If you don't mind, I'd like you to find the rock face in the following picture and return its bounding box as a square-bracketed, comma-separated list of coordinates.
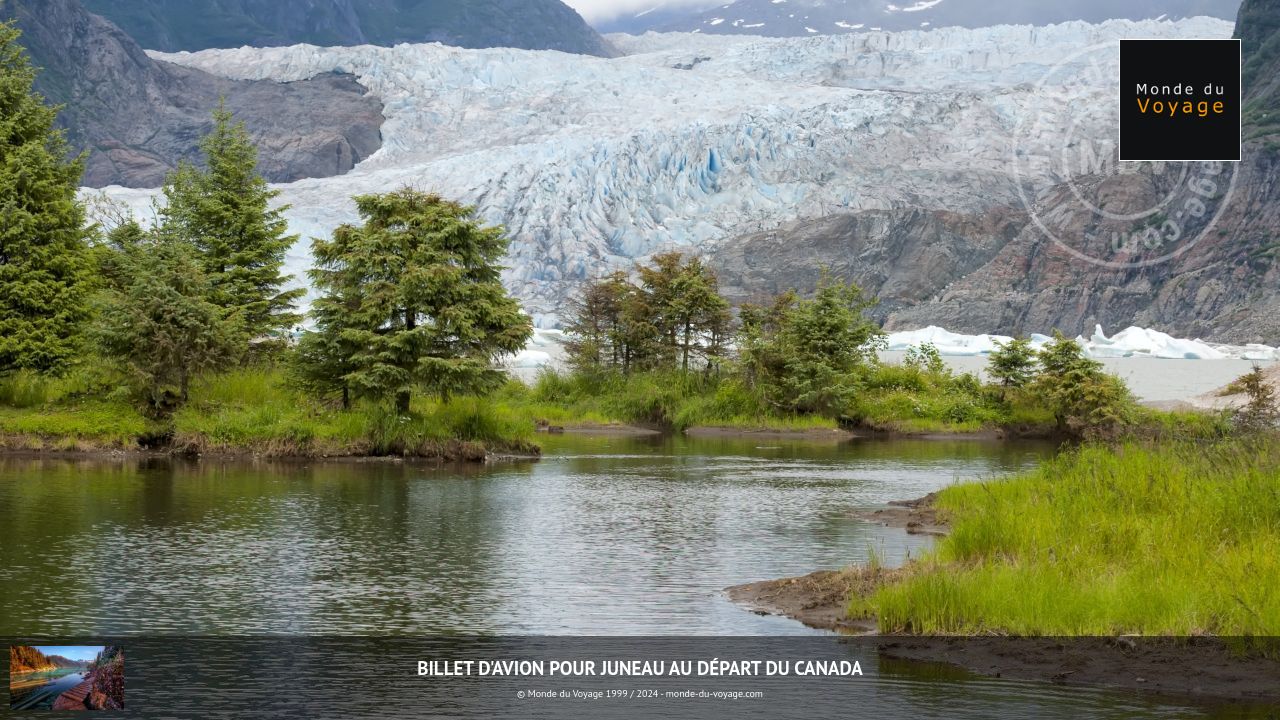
[3, 0, 385, 188]
[710, 208, 1029, 321]
[614, 0, 1241, 36]
[82, 0, 617, 57]
[708, 0, 1280, 343]
[107, 18, 1229, 327]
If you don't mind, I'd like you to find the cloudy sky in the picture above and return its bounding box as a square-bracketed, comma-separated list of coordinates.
[562, 0, 720, 23]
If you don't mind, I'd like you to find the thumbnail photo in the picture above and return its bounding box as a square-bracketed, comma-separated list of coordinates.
[9, 646, 124, 711]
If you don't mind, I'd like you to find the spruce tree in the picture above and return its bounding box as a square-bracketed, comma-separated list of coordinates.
[0, 23, 90, 374]
[160, 102, 303, 343]
[289, 280, 362, 410]
[635, 253, 731, 372]
[309, 189, 533, 414]
[94, 232, 240, 415]
[988, 337, 1038, 389]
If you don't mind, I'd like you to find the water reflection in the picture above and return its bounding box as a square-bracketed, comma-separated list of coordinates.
[0, 437, 1050, 636]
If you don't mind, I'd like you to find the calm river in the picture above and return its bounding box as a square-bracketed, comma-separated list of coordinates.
[0, 436, 1264, 717]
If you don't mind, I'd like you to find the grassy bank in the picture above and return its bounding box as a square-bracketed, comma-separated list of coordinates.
[499, 365, 1233, 438]
[0, 368, 538, 459]
[0, 360, 1236, 456]
[495, 370, 840, 433]
[849, 440, 1280, 637]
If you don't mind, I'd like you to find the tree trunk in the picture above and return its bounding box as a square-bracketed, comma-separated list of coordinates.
[682, 320, 692, 372]
[342, 385, 351, 411]
[396, 390, 411, 415]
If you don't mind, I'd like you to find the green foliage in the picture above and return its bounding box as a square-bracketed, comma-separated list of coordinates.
[0, 23, 91, 374]
[861, 440, 1280, 637]
[741, 277, 885, 415]
[287, 272, 362, 409]
[563, 271, 653, 372]
[93, 236, 241, 416]
[850, 363, 1007, 433]
[903, 342, 947, 376]
[176, 368, 535, 456]
[987, 337, 1038, 389]
[159, 102, 303, 343]
[307, 188, 532, 413]
[638, 253, 732, 371]
[521, 368, 836, 432]
[1033, 332, 1135, 438]
[1233, 365, 1280, 432]
[564, 254, 731, 373]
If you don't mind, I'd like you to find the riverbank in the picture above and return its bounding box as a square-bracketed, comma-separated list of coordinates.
[0, 369, 542, 461]
[729, 569, 1280, 701]
[728, 438, 1280, 703]
[0, 357, 1249, 460]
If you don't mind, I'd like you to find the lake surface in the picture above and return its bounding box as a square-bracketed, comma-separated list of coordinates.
[0, 436, 1267, 717]
[880, 352, 1278, 403]
[0, 435, 1050, 636]
[8, 669, 84, 710]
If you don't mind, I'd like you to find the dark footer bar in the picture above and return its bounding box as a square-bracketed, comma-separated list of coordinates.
[5, 637, 1279, 719]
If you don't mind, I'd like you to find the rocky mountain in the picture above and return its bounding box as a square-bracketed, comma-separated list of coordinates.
[82, 0, 616, 57]
[711, 208, 1030, 320]
[615, 0, 1242, 36]
[596, 3, 723, 34]
[712, 0, 1280, 343]
[108, 17, 1232, 329]
[3, 0, 385, 188]
[45, 654, 89, 668]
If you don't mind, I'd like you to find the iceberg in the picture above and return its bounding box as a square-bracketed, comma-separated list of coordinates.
[886, 324, 1278, 361]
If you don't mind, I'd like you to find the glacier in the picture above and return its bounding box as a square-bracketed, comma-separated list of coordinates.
[86, 17, 1234, 328]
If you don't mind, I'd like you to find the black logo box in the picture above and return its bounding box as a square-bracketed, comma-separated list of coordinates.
[1119, 38, 1241, 162]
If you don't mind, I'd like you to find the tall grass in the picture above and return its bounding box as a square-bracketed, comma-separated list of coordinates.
[176, 368, 537, 456]
[857, 440, 1280, 637]
[0, 366, 537, 457]
[510, 369, 837, 432]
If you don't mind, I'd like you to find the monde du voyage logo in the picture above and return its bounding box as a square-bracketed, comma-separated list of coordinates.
[1011, 37, 1242, 270]
[1119, 38, 1242, 162]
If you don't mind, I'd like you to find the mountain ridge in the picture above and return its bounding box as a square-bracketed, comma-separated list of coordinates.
[82, 0, 617, 57]
[3, 0, 386, 188]
[608, 0, 1242, 36]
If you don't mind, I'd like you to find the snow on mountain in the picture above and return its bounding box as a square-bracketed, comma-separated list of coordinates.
[90, 17, 1233, 327]
[612, 0, 1240, 37]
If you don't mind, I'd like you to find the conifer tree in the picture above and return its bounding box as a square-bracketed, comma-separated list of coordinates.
[988, 337, 1038, 389]
[160, 102, 303, 343]
[307, 189, 533, 414]
[0, 23, 90, 374]
[94, 232, 240, 416]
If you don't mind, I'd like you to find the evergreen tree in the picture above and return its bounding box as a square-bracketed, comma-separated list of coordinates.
[988, 337, 1038, 389]
[309, 189, 533, 414]
[1034, 331, 1132, 436]
[741, 278, 884, 415]
[0, 23, 90, 374]
[563, 271, 629, 372]
[94, 232, 240, 415]
[636, 253, 731, 372]
[1235, 365, 1279, 432]
[289, 280, 362, 410]
[160, 102, 302, 343]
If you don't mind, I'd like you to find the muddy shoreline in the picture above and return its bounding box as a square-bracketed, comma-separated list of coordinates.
[726, 495, 1280, 704]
